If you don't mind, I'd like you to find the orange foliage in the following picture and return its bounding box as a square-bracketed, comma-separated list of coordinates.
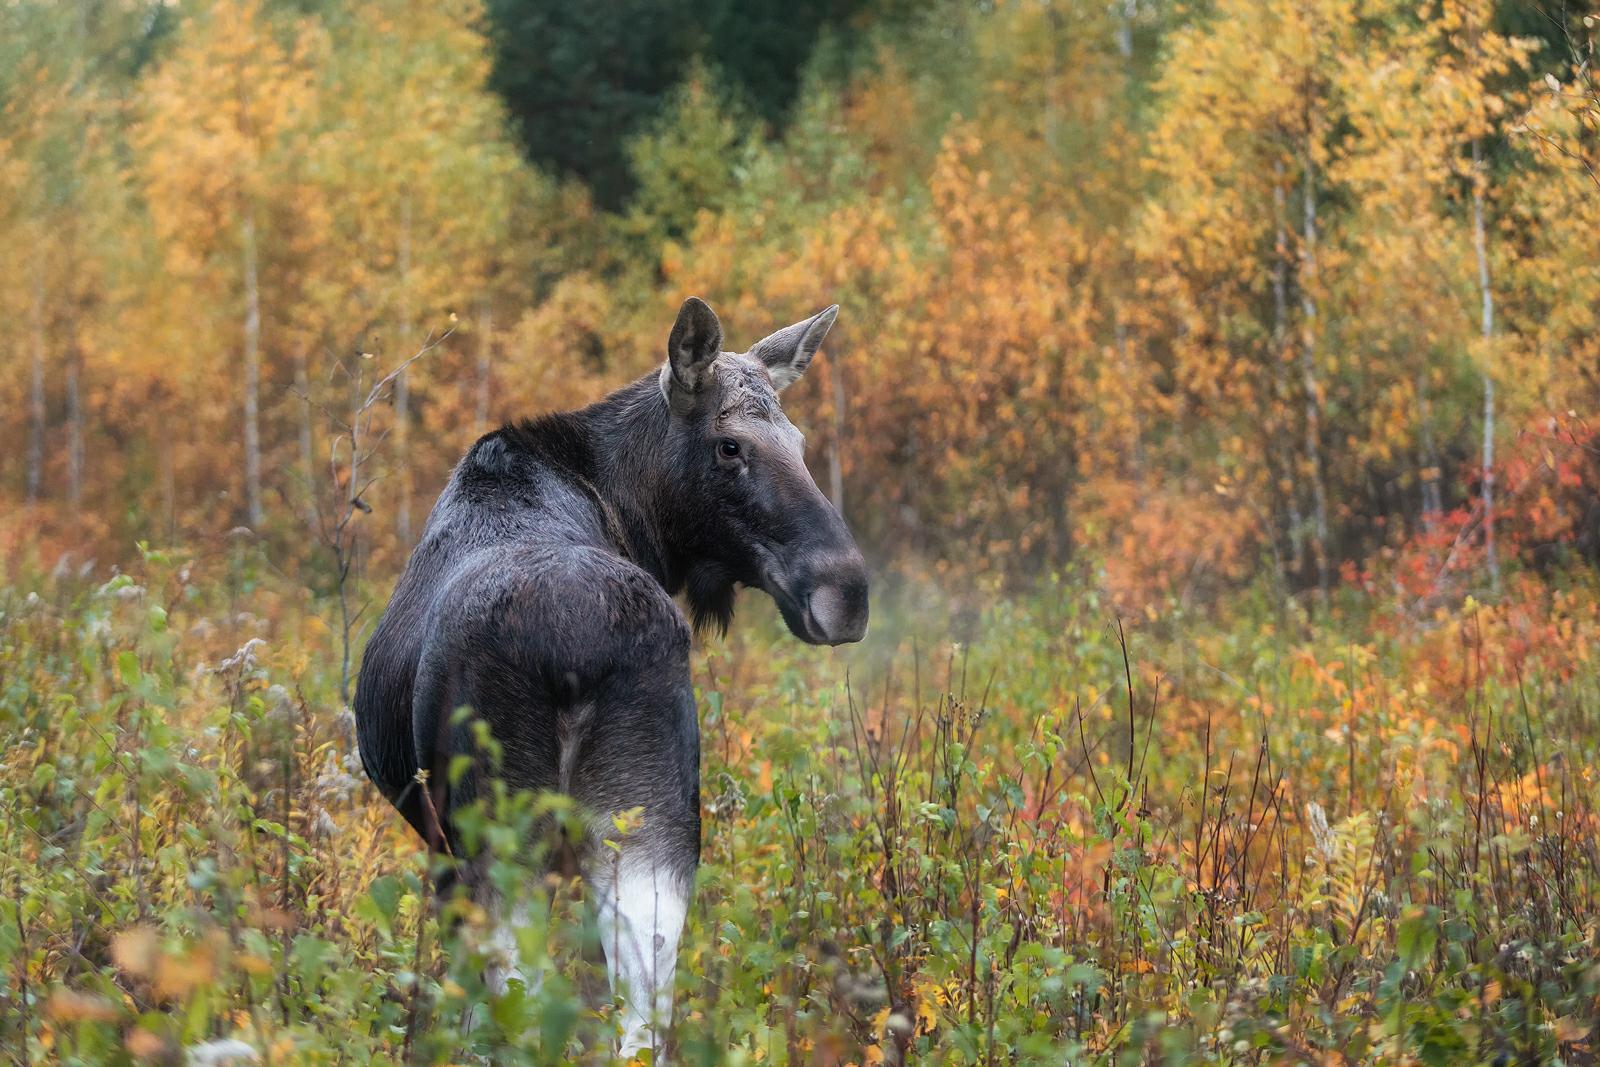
[1, 0, 1597, 609]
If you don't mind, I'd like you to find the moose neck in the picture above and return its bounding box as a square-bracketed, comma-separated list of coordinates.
[577, 375, 701, 596]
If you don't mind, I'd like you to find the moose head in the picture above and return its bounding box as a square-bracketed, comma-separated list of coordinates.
[656, 297, 869, 646]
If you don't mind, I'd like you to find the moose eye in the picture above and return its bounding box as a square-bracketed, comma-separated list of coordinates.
[717, 439, 742, 460]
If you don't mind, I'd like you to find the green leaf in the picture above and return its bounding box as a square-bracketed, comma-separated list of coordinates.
[1397, 907, 1439, 971]
[118, 650, 142, 687]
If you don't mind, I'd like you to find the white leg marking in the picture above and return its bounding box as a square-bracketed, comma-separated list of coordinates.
[593, 862, 689, 1059]
[484, 902, 541, 998]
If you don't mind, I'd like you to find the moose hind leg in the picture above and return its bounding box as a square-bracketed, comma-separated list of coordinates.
[573, 665, 700, 1059]
[484, 901, 542, 998]
[590, 856, 691, 1058]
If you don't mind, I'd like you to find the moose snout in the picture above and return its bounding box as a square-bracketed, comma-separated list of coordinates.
[798, 553, 869, 645]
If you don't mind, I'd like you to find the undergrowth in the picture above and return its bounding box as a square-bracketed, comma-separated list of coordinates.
[3, 547, 1599, 1064]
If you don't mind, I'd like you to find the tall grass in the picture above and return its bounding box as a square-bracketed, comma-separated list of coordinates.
[3, 547, 1599, 1063]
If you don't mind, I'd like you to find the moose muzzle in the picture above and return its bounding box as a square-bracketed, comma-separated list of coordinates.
[792, 550, 869, 646]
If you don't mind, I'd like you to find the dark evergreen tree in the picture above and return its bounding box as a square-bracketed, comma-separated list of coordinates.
[482, 0, 872, 206]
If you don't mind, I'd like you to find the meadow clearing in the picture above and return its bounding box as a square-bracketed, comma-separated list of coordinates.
[4, 544, 1599, 1064]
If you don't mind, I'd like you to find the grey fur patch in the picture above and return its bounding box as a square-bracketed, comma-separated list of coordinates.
[713, 356, 784, 425]
[557, 701, 595, 795]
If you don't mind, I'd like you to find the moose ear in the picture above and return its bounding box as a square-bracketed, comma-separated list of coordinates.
[661, 297, 724, 414]
[749, 305, 838, 391]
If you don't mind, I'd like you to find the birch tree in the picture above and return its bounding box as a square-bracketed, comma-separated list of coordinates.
[135, 0, 316, 532]
[305, 0, 519, 546]
[1141, 0, 1355, 597]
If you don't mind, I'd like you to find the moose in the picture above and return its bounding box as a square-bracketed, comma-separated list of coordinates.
[354, 297, 869, 1056]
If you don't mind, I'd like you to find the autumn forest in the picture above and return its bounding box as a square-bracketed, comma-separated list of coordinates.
[5, 0, 1600, 1062]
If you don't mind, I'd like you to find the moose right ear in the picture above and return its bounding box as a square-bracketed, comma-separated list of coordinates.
[661, 297, 723, 414]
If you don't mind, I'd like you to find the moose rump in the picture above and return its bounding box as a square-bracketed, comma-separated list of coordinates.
[408, 543, 701, 868]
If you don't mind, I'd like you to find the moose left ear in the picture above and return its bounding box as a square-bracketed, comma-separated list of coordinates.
[749, 305, 839, 391]
[663, 296, 724, 414]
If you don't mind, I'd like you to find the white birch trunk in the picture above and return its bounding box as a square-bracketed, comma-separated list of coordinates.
[1471, 138, 1499, 591]
[242, 212, 263, 529]
[1044, 1, 1061, 152]
[66, 350, 83, 508]
[1272, 166, 1306, 575]
[295, 344, 316, 532]
[161, 435, 176, 543]
[159, 425, 176, 543]
[1298, 140, 1331, 601]
[27, 277, 46, 503]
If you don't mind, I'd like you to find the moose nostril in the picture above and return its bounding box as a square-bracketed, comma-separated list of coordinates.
[804, 578, 869, 643]
[807, 585, 848, 634]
